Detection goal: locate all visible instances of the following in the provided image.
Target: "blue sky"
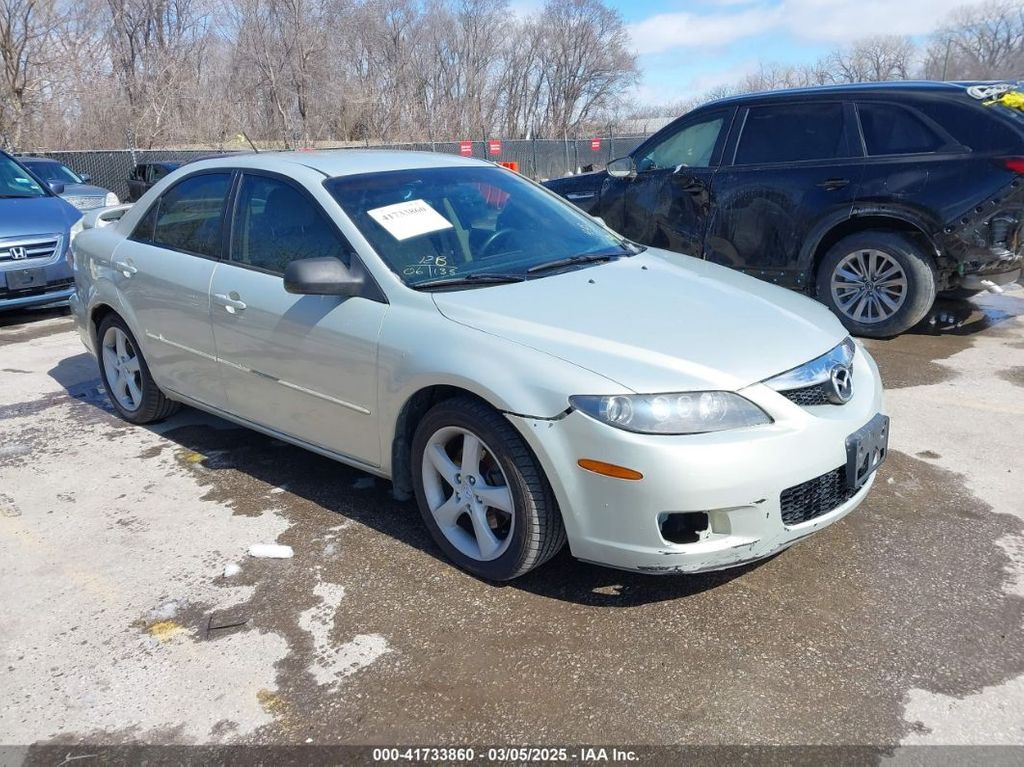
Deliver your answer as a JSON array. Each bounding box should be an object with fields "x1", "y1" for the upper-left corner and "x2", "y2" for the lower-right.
[{"x1": 519, "y1": 0, "x2": 989, "y2": 105}]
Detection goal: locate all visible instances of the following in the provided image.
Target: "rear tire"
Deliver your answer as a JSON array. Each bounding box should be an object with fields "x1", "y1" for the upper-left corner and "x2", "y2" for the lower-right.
[
  {"x1": 411, "y1": 397, "x2": 565, "y2": 580},
  {"x1": 96, "y1": 314, "x2": 180, "y2": 424},
  {"x1": 816, "y1": 231, "x2": 936, "y2": 338}
]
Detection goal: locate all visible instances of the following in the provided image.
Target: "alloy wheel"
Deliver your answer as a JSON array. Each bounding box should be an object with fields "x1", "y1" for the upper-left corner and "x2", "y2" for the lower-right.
[
  {"x1": 421, "y1": 426, "x2": 515, "y2": 562},
  {"x1": 101, "y1": 326, "x2": 143, "y2": 411},
  {"x1": 830, "y1": 248, "x2": 908, "y2": 325}
]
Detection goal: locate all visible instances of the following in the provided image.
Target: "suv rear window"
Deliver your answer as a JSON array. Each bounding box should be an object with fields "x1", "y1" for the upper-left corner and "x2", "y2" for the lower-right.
[
  {"x1": 912, "y1": 98, "x2": 1022, "y2": 152},
  {"x1": 857, "y1": 103, "x2": 946, "y2": 156},
  {"x1": 735, "y1": 103, "x2": 852, "y2": 165}
]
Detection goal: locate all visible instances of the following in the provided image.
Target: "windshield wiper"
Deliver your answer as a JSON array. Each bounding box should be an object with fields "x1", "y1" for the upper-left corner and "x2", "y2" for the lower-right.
[
  {"x1": 526, "y1": 249, "x2": 631, "y2": 275},
  {"x1": 0, "y1": 194, "x2": 38, "y2": 199},
  {"x1": 414, "y1": 273, "x2": 526, "y2": 290}
]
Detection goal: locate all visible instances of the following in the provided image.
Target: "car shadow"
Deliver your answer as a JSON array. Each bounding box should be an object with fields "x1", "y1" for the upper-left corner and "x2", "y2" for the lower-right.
[
  {"x1": 48, "y1": 352, "x2": 758, "y2": 607},
  {"x1": 0, "y1": 304, "x2": 70, "y2": 329}
]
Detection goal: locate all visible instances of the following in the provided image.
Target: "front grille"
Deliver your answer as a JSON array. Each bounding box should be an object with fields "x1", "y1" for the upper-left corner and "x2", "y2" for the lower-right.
[
  {"x1": 0, "y1": 236, "x2": 61, "y2": 264},
  {"x1": 780, "y1": 382, "x2": 832, "y2": 406},
  {"x1": 780, "y1": 466, "x2": 854, "y2": 526},
  {"x1": 64, "y1": 194, "x2": 106, "y2": 211}
]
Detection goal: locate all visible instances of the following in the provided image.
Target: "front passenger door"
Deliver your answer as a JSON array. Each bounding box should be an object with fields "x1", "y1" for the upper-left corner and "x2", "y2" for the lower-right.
[
  {"x1": 209, "y1": 172, "x2": 388, "y2": 467},
  {"x1": 598, "y1": 109, "x2": 733, "y2": 258}
]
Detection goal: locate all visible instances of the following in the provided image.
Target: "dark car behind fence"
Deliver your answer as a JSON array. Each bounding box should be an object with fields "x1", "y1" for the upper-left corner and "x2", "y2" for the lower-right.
[{"x1": 33, "y1": 137, "x2": 648, "y2": 204}]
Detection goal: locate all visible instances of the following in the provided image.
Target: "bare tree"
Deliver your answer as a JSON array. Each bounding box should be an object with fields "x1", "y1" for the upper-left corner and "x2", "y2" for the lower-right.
[
  {"x1": 0, "y1": 0, "x2": 66, "y2": 148},
  {"x1": 923, "y1": 0, "x2": 1024, "y2": 79}
]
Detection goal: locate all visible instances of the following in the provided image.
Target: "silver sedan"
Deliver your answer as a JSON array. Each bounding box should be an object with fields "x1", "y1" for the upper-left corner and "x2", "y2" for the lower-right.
[{"x1": 70, "y1": 150, "x2": 887, "y2": 580}]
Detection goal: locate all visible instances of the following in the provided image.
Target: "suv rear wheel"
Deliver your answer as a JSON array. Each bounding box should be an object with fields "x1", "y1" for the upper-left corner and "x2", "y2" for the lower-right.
[{"x1": 816, "y1": 231, "x2": 937, "y2": 338}]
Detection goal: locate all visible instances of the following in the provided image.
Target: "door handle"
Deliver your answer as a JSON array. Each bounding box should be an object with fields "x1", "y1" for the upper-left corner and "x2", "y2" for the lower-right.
[
  {"x1": 817, "y1": 178, "x2": 850, "y2": 191},
  {"x1": 213, "y1": 292, "x2": 247, "y2": 314},
  {"x1": 112, "y1": 259, "x2": 137, "y2": 277},
  {"x1": 566, "y1": 191, "x2": 596, "y2": 201}
]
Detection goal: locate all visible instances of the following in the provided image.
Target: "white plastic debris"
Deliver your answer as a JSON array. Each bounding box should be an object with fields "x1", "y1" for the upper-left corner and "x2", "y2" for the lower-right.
[
  {"x1": 149, "y1": 600, "x2": 179, "y2": 620},
  {"x1": 223, "y1": 563, "x2": 242, "y2": 577},
  {"x1": 248, "y1": 544, "x2": 294, "y2": 559}
]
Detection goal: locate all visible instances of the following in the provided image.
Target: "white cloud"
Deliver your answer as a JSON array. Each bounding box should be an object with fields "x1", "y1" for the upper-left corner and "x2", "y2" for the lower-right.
[
  {"x1": 628, "y1": 7, "x2": 780, "y2": 55},
  {"x1": 628, "y1": 0, "x2": 988, "y2": 55}
]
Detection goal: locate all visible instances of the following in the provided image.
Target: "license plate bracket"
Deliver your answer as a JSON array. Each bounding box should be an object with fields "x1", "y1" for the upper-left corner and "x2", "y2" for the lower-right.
[
  {"x1": 846, "y1": 413, "x2": 889, "y2": 490},
  {"x1": 7, "y1": 267, "x2": 45, "y2": 291}
]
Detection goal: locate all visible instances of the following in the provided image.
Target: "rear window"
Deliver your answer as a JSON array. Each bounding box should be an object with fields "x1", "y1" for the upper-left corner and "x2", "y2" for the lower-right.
[
  {"x1": 857, "y1": 103, "x2": 946, "y2": 156},
  {"x1": 911, "y1": 98, "x2": 1023, "y2": 152},
  {"x1": 735, "y1": 103, "x2": 853, "y2": 165}
]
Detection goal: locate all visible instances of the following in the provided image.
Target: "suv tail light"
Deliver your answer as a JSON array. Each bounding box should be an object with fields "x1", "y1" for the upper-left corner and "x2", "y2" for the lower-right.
[{"x1": 1004, "y1": 157, "x2": 1024, "y2": 174}]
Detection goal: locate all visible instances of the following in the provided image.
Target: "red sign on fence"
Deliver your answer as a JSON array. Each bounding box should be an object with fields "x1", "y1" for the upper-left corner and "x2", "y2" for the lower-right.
[
  {"x1": 488, "y1": 139, "x2": 502, "y2": 155},
  {"x1": 459, "y1": 140, "x2": 473, "y2": 156},
  {"x1": 591, "y1": 138, "x2": 602, "y2": 151}
]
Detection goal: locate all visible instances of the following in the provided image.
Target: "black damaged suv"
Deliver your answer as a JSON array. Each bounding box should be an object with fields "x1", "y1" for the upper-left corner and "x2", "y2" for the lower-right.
[{"x1": 544, "y1": 82, "x2": 1024, "y2": 337}]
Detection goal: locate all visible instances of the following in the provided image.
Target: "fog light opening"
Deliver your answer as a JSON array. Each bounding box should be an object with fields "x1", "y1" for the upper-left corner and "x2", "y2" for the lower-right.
[{"x1": 660, "y1": 512, "x2": 709, "y2": 544}]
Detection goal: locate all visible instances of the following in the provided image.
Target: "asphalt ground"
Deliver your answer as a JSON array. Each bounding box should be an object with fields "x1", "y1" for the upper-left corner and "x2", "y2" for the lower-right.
[{"x1": 1, "y1": 288, "x2": 1023, "y2": 760}]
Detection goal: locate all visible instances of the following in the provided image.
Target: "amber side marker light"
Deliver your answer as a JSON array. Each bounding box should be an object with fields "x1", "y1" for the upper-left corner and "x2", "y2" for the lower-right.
[{"x1": 577, "y1": 459, "x2": 644, "y2": 481}]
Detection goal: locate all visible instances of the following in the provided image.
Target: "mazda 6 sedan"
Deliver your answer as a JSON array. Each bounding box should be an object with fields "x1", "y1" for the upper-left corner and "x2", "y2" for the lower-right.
[{"x1": 70, "y1": 150, "x2": 887, "y2": 580}]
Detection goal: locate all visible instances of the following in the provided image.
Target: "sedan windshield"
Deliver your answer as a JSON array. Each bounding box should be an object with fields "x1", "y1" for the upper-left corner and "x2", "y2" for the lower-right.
[
  {"x1": 0, "y1": 155, "x2": 47, "y2": 198},
  {"x1": 327, "y1": 166, "x2": 635, "y2": 287},
  {"x1": 23, "y1": 160, "x2": 82, "y2": 184}
]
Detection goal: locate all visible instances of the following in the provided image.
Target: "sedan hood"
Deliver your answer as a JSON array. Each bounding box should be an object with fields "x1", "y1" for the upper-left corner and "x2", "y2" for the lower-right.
[
  {"x1": 62, "y1": 183, "x2": 110, "y2": 198},
  {"x1": 432, "y1": 249, "x2": 849, "y2": 393},
  {"x1": 0, "y1": 195, "x2": 80, "y2": 238}
]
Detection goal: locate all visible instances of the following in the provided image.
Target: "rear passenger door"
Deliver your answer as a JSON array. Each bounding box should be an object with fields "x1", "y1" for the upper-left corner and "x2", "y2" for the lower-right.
[
  {"x1": 114, "y1": 171, "x2": 232, "y2": 407},
  {"x1": 709, "y1": 101, "x2": 864, "y2": 289},
  {"x1": 853, "y1": 100, "x2": 973, "y2": 229},
  {"x1": 209, "y1": 171, "x2": 387, "y2": 467}
]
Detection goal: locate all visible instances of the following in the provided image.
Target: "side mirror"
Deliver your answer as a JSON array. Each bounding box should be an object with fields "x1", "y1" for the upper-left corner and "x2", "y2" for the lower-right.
[
  {"x1": 79, "y1": 173, "x2": 92, "y2": 183},
  {"x1": 606, "y1": 156, "x2": 635, "y2": 179},
  {"x1": 284, "y1": 256, "x2": 364, "y2": 297},
  {"x1": 48, "y1": 181, "x2": 65, "y2": 195}
]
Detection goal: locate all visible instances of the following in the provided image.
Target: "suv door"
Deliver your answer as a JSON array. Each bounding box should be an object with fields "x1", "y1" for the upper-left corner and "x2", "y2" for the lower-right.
[
  {"x1": 210, "y1": 172, "x2": 387, "y2": 467},
  {"x1": 596, "y1": 108, "x2": 734, "y2": 257},
  {"x1": 114, "y1": 171, "x2": 232, "y2": 407},
  {"x1": 852, "y1": 99, "x2": 972, "y2": 228},
  {"x1": 709, "y1": 101, "x2": 864, "y2": 289}
]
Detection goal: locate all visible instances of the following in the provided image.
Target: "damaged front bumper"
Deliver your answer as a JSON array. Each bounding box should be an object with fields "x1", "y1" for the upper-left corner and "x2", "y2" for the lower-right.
[{"x1": 507, "y1": 346, "x2": 885, "y2": 574}]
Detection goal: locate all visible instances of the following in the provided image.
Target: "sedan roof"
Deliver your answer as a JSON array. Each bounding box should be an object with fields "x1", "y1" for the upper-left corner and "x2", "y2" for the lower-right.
[{"x1": 184, "y1": 149, "x2": 490, "y2": 178}]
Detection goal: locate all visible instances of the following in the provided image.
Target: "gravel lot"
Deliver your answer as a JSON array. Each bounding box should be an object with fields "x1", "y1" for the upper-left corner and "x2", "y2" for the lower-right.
[{"x1": 1, "y1": 289, "x2": 1023, "y2": 752}]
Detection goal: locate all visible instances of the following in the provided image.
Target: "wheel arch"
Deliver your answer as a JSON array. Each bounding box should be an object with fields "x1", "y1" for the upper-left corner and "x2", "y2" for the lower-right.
[
  {"x1": 390, "y1": 385, "x2": 506, "y2": 500},
  {"x1": 805, "y1": 213, "x2": 942, "y2": 285},
  {"x1": 89, "y1": 302, "x2": 119, "y2": 347}
]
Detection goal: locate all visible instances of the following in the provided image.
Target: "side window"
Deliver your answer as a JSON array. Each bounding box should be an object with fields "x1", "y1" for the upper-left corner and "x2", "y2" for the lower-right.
[
  {"x1": 148, "y1": 173, "x2": 231, "y2": 257},
  {"x1": 231, "y1": 174, "x2": 348, "y2": 274},
  {"x1": 735, "y1": 102, "x2": 852, "y2": 165},
  {"x1": 858, "y1": 103, "x2": 946, "y2": 156},
  {"x1": 150, "y1": 164, "x2": 170, "y2": 184},
  {"x1": 638, "y1": 113, "x2": 727, "y2": 171},
  {"x1": 130, "y1": 201, "x2": 159, "y2": 242},
  {"x1": 912, "y1": 99, "x2": 1017, "y2": 151}
]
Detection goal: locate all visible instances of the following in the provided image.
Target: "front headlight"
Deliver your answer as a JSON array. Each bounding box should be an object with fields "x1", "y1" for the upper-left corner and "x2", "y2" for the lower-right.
[
  {"x1": 104, "y1": 191, "x2": 119, "y2": 206},
  {"x1": 569, "y1": 391, "x2": 772, "y2": 435}
]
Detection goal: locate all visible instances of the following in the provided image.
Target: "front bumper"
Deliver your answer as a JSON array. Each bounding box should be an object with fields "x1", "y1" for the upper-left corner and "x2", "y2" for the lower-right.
[
  {"x1": 0, "y1": 283, "x2": 74, "y2": 311},
  {"x1": 508, "y1": 345, "x2": 885, "y2": 573}
]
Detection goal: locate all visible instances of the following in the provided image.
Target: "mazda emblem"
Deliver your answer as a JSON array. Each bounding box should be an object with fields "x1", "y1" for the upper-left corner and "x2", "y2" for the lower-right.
[
  {"x1": 9, "y1": 245, "x2": 27, "y2": 260},
  {"x1": 828, "y1": 364, "x2": 854, "y2": 404}
]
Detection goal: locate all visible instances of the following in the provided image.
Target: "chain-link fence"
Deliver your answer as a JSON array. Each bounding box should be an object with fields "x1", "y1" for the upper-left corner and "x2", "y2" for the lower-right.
[{"x1": 28, "y1": 137, "x2": 649, "y2": 203}]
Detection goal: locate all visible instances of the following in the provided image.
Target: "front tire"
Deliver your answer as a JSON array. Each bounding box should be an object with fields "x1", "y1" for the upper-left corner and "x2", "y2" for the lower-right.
[
  {"x1": 97, "y1": 314, "x2": 180, "y2": 424},
  {"x1": 816, "y1": 231, "x2": 937, "y2": 338},
  {"x1": 411, "y1": 397, "x2": 565, "y2": 580}
]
